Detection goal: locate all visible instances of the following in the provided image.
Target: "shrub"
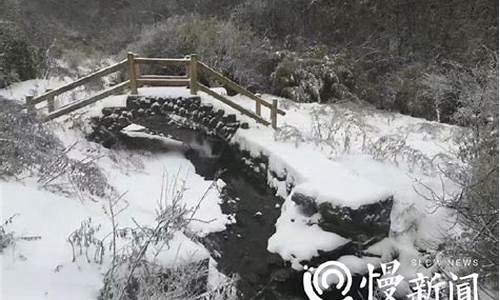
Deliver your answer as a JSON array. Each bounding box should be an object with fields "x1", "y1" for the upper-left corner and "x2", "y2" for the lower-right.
[
  {"x1": 0, "y1": 22, "x2": 43, "y2": 87},
  {"x1": 0, "y1": 97, "x2": 113, "y2": 199},
  {"x1": 417, "y1": 56, "x2": 498, "y2": 288},
  {"x1": 271, "y1": 50, "x2": 358, "y2": 103},
  {"x1": 128, "y1": 15, "x2": 275, "y2": 91}
]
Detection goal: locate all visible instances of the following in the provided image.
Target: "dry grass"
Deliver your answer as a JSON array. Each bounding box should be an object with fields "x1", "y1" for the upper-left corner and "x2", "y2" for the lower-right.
[{"x1": 0, "y1": 97, "x2": 113, "y2": 200}]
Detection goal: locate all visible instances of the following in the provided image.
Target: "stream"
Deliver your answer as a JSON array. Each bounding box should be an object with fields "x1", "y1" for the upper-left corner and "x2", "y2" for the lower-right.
[
  {"x1": 119, "y1": 126, "x2": 311, "y2": 299},
  {"x1": 118, "y1": 125, "x2": 369, "y2": 300}
]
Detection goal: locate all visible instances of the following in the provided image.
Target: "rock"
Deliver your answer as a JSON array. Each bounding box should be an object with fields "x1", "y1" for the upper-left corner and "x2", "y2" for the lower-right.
[
  {"x1": 121, "y1": 111, "x2": 132, "y2": 119},
  {"x1": 224, "y1": 114, "x2": 237, "y2": 123},
  {"x1": 200, "y1": 104, "x2": 213, "y2": 112},
  {"x1": 161, "y1": 102, "x2": 171, "y2": 113},
  {"x1": 151, "y1": 102, "x2": 160, "y2": 113},
  {"x1": 208, "y1": 117, "x2": 219, "y2": 128},
  {"x1": 225, "y1": 121, "x2": 240, "y2": 129},
  {"x1": 290, "y1": 193, "x2": 318, "y2": 217},
  {"x1": 139, "y1": 98, "x2": 150, "y2": 109},
  {"x1": 318, "y1": 196, "x2": 394, "y2": 242},
  {"x1": 241, "y1": 122, "x2": 250, "y2": 129},
  {"x1": 186, "y1": 96, "x2": 201, "y2": 106},
  {"x1": 216, "y1": 121, "x2": 225, "y2": 131},
  {"x1": 215, "y1": 109, "x2": 225, "y2": 117},
  {"x1": 155, "y1": 98, "x2": 166, "y2": 105},
  {"x1": 101, "y1": 107, "x2": 115, "y2": 116}
]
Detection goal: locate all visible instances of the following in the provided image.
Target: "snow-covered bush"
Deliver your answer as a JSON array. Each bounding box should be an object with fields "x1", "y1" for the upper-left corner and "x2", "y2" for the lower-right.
[
  {"x1": 271, "y1": 51, "x2": 358, "y2": 103},
  {"x1": 417, "y1": 57, "x2": 498, "y2": 289},
  {"x1": 0, "y1": 97, "x2": 113, "y2": 199},
  {"x1": 359, "y1": 58, "x2": 459, "y2": 123},
  {"x1": 446, "y1": 59, "x2": 498, "y2": 287},
  {"x1": 129, "y1": 15, "x2": 275, "y2": 91},
  {"x1": 368, "y1": 134, "x2": 439, "y2": 175},
  {"x1": 273, "y1": 125, "x2": 305, "y2": 147},
  {"x1": 67, "y1": 218, "x2": 105, "y2": 264},
  {"x1": 309, "y1": 105, "x2": 368, "y2": 156},
  {"x1": 100, "y1": 258, "x2": 235, "y2": 300},
  {"x1": 0, "y1": 22, "x2": 43, "y2": 88}
]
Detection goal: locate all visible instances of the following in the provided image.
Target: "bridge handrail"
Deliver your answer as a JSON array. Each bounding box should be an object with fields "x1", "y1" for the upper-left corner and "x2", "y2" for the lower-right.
[
  {"x1": 29, "y1": 59, "x2": 128, "y2": 106},
  {"x1": 197, "y1": 61, "x2": 286, "y2": 116},
  {"x1": 27, "y1": 53, "x2": 283, "y2": 128}
]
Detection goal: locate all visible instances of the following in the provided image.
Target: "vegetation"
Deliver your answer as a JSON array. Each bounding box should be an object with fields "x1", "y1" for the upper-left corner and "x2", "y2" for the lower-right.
[
  {"x1": 0, "y1": 0, "x2": 497, "y2": 291},
  {"x1": 1, "y1": 0, "x2": 496, "y2": 123},
  {"x1": 0, "y1": 22, "x2": 43, "y2": 87},
  {"x1": 0, "y1": 97, "x2": 113, "y2": 199},
  {"x1": 428, "y1": 57, "x2": 498, "y2": 288}
]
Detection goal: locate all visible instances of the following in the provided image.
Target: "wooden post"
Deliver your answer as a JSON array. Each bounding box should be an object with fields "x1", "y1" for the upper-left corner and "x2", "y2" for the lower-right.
[
  {"x1": 255, "y1": 93, "x2": 262, "y2": 116},
  {"x1": 127, "y1": 52, "x2": 138, "y2": 95},
  {"x1": 189, "y1": 54, "x2": 198, "y2": 95},
  {"x1": 134, "y1": 59, "x2": 141, "y2": 89},
  {"x1": 185, "y1": 56, "x2": 191, "y2": 78},
  {"x1": 271, "y1": 99, "x2": 278, "y2": 129},
  {"x1": 26, "y1": 96, "x2": 34, "y2": 114},
  {"x1": 46, "y1": 89, "x2": 55, "y2": 112}
]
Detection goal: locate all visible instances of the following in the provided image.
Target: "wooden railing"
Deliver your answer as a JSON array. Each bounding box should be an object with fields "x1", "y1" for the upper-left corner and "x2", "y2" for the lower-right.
[{"x1": 27, "y1": 53, "x2": 284, "y2": 128}]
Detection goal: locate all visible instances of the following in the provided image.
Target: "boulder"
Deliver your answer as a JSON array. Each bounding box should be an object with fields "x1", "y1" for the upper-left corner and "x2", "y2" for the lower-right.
[{"x1": 318, "y1": 196, "x2": 393, "y2": 242}]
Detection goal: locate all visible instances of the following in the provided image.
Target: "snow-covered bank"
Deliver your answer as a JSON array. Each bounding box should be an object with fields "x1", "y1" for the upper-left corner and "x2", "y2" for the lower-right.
[{"x1": 1, "y1": 116, "x2": 230, "y2": 299}]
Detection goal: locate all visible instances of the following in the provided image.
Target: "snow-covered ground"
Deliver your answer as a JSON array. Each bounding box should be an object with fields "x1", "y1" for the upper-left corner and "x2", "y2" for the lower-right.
[
  {"x1": 1, "y1": 81, "x2": 465, "y2": 298},
  {"x1": 1, "y1": 146, "x2": 230, "y2": 299},
  {"x1": 1, "y1": 87, "x2": 231, "y2": 299}
]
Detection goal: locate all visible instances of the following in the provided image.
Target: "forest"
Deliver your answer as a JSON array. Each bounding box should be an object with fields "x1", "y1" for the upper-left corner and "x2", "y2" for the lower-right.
[{"x1": 0, "y1": 0, "x2": 497, "y2": 121}]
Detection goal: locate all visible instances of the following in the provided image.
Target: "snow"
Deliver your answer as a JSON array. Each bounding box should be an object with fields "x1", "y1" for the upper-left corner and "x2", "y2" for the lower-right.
[
  {"x1": 267, "y1": 195, "x2": 349, "y2": 270},
  {"x1": 121, "y1": 125, "x2": 186, "y2": 150},
  {"x1": 121, "y1": 123, "x2": 146, "y2": 132},
  {"x1": 141, "y1": 87, "x2": 393, "y2": 209},
  {"x1": 144, "y1": 87, "x2": 462, "y2": 279},
  {"x1": 53, "y1": 126, "x2": 230, "y2": 236},
  {"x1": 0, "y1": 178, "x2": 225, "y2": 300},
  {"x1": 0, "y1": 84, "x2": 231, "y2": 299},
  {"x1": 1, "y1": 181, "x2": 105, "y2": 300},
  {"x1": 1, "y1": 79, "x2": 466, "y2": 298},
  {"x1": 60, "y1": 86, "x2": 461, "y2": 265},
  {"x1": 0, "y1": 78, "x2": 70, "y2": 103},
  {"x1": 232, "y1": 126, "x2": 393, "y2": 208}
]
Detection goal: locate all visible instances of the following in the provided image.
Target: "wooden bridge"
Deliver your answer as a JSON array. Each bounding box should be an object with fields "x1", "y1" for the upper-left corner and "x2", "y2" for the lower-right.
[{"x1": 26, "y1": 53, "x2": 284, "y2": 129}]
